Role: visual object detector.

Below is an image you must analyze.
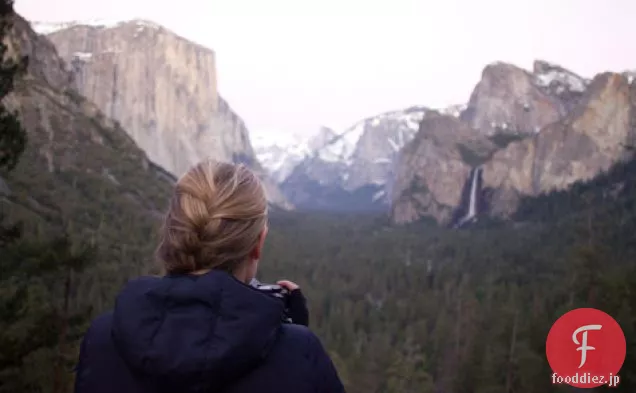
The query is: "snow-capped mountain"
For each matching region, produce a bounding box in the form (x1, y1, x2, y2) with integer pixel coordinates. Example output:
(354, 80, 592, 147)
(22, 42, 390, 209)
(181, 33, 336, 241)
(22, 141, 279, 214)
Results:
(316, 107, 425, 168)
(260, 106, 441, 211)
(251, 128, 335, 183)
(256, 59, 593, 214)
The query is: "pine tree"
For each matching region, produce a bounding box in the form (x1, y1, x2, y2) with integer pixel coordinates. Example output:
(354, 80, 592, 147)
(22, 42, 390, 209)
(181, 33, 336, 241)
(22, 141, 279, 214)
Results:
(0, 235, 96, 393)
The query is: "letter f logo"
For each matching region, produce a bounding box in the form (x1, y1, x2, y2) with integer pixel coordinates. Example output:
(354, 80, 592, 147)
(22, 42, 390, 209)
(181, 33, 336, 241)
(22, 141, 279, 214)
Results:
(573, 324, 602, 368)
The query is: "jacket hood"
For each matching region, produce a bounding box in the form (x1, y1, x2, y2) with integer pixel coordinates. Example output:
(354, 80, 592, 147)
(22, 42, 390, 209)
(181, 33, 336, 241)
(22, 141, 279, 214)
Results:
(111, 270, 285, 393)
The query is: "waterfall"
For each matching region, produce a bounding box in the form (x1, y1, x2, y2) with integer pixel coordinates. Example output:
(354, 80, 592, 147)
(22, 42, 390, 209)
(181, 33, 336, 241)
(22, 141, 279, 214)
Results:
(467, 167, 481, 218)
(455, 167, 482, 228)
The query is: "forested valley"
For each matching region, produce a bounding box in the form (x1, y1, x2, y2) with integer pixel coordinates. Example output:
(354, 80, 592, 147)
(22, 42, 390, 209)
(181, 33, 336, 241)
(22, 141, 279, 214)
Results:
(1, 1, 636, 392)
(262, 157, 636, 393)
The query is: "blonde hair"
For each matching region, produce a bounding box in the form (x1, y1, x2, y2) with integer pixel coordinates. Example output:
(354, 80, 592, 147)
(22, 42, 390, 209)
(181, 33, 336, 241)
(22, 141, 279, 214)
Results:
(156, 159, 268, 274)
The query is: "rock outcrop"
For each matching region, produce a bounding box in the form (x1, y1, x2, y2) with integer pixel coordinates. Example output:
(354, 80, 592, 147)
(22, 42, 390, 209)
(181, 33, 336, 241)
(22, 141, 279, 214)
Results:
(7, 16, 69, 90)
(532, 60, 589, 112)
(482, 72, 636, 215)
(390, 112, 497, 224)
(461, 60, 587, 135)
(36, 19, 288, 207)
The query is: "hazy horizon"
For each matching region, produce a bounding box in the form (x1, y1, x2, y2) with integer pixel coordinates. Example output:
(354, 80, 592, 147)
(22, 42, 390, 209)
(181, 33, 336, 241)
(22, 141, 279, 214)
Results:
(16, 0, 636, 141)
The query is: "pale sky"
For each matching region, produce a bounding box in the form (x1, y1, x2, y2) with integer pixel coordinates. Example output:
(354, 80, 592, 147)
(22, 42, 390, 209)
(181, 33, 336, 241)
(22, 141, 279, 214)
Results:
(16, 0, 636, 140)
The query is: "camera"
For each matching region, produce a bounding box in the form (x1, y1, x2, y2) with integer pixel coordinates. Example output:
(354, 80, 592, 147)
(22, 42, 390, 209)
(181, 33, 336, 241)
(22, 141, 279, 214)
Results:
(250, 278, 289, 298)
(250, 278, 292, 323)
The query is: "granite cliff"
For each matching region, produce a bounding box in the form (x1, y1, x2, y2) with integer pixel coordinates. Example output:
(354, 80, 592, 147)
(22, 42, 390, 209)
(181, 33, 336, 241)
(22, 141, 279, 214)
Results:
(390, 112, 497, 224)
(461, 60, 587, 136)
(33, 19, 288, 207)
(391, 61, 635, 225)
(2, 13, 174, 266)
(483, 72, 636, 215)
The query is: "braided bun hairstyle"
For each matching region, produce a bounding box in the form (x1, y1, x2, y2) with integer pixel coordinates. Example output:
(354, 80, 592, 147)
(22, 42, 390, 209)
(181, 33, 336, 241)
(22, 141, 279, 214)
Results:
(156, 159, 268, 275)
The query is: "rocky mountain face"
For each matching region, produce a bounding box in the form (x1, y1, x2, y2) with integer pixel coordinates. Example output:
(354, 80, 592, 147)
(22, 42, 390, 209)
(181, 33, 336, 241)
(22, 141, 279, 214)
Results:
(390, 113, 497, 224)
(251, 58, 633, 223)
(483, 72, 636, 215)
(391, 61, 636, 225)
(460, 60, 588, 136)
(3, 14, 174, 250)
(258, 60, 598, 216)
(33, 19, 289, 208)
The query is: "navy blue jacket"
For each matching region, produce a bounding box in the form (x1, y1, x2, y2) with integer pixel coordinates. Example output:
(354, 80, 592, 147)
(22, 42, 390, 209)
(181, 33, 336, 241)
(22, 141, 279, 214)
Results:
(74, 270, 345, 393)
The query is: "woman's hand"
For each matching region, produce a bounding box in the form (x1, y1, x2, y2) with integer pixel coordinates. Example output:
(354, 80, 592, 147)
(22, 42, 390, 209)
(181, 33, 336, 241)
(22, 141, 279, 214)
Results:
(276, 280, 299, 291)
(276, 279, 309, 327)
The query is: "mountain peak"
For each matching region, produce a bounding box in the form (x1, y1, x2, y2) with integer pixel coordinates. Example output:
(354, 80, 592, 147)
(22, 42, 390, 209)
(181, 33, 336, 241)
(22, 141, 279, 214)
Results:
(463, 59, 573, 135)
(482, 61, 525, 74)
